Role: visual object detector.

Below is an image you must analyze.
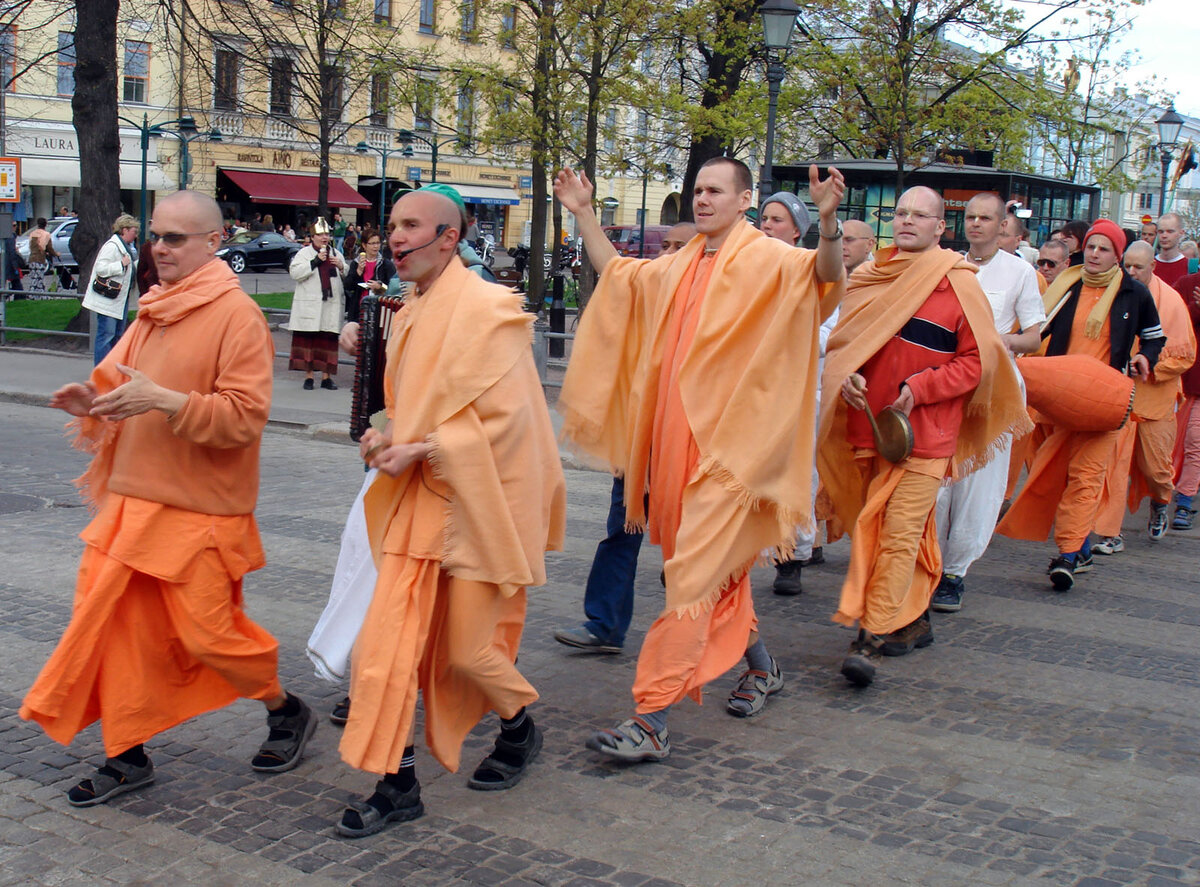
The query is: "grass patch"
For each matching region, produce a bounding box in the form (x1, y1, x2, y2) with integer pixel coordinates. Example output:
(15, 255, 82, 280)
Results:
(252, 292, 292, 310)
(1, 298, 85, 342)
(3, 291, 293, 343)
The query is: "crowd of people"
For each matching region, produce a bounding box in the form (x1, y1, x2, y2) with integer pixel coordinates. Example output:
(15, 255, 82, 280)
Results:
(16, 170, 1200, 842)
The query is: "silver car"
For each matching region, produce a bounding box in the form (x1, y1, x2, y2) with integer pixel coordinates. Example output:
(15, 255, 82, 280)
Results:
(15, 217, 78, 270)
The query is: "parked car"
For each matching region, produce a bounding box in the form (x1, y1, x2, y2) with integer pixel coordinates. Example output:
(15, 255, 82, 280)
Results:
(215, 230, 302, 273)
(602, 224, 672, 259)
(15, 217, 78, 270)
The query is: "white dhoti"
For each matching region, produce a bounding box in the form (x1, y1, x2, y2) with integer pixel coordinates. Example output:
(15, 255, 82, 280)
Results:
(934, 435, 1012, 577)
(307, 468, 380, 682)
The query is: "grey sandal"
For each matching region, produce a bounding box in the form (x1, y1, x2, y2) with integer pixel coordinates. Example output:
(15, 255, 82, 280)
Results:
(586, 716, 671, 762)
(336, 780, 424, 838)
(726, 658, 784, 718)
(252, 696, 317, 773)
(67, 757, 155, 807)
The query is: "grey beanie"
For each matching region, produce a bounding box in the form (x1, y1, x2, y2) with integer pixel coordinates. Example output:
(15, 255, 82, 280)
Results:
(759, 192, 812, 240)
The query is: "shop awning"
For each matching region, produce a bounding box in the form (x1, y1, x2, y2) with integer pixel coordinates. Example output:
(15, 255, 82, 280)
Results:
(18, 157, 173, 190)
(222, 169, 372, 208)
(451, 184, 522, 206)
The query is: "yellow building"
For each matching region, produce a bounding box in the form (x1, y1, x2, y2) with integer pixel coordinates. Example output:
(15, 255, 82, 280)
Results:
(2, 0, 680, 246)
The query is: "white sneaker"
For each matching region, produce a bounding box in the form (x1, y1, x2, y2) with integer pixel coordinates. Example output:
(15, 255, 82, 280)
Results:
(1093, 535, 1124, 555)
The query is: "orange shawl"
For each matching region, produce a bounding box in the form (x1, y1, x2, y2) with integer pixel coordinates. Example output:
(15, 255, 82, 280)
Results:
(560, 219, 843, 548)
(363, 259, 565, 593)
(1134, 274, 1196, 420)
(818, 246, 1031, 530)
(68, 258, 272, 515)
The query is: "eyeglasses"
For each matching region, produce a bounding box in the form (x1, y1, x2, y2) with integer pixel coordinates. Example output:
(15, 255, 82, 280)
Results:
(893, 209, 940, 222)
(1035, 259, 1061, 268)
(148, 230, 216, 247)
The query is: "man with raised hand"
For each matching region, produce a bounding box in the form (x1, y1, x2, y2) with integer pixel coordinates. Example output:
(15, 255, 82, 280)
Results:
(334, 184, 565, 837)
(819, 186, 1027, 687)
(21, 191, 316, 807)
(555, 159, 844, 759)
(930, 193, 1044, 614)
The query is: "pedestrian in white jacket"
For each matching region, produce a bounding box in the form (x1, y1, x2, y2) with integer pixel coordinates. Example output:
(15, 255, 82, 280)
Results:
(81, 214, 140, 365)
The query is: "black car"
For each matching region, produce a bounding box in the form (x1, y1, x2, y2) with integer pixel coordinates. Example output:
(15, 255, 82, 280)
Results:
(216, 231, 302, 272)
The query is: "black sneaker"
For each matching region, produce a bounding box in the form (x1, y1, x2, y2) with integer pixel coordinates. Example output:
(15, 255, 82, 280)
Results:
(930, 573, 964, 613)
(1048, 556, 1075, 591)
(1149, 502, 1168, 540)
(841, 630, 883, 687)
(321, 378, 338, 391)
(772, 559, 803, 596)
(800, 546, 825, 567)
(1073, 551, 1093, 573)
(879, 611, 934, 656)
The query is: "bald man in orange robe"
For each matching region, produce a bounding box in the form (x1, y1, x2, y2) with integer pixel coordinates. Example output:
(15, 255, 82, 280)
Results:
(334, 185, 565, 838)
(555, 158, 845, 761)
(21, 191, 315, 808)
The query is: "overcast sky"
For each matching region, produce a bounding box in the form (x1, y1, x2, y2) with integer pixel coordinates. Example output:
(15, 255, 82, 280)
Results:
(1107, 0, 1198, 118)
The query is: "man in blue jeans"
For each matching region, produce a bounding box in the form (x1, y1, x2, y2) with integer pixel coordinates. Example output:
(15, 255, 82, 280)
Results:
(552, 222, 695, 653)
(554, 476, 645, 653)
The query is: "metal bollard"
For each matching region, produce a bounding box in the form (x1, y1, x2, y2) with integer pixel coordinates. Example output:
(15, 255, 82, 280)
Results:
(532, 319, 549, 385)
(549, 274, 565, 358)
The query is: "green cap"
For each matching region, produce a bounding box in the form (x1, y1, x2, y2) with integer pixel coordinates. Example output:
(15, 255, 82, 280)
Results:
(419, 183, 467, 216)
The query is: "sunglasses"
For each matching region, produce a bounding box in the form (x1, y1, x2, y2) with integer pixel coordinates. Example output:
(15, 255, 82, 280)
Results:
(148, 230, 216, 247)
(1035, 259, 1061, 268)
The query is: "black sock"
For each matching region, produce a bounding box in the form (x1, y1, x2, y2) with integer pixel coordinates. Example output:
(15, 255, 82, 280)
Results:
(273, 693, 301, 718)
(500, 708, 532, 743)
(113, 744, 148, 768)
(381, 747, 417, 795)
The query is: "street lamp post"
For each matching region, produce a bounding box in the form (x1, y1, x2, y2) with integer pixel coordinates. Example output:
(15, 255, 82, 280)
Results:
(622, 159, 673, 257)
(1156, 103, 1184, 215)
(397, 129, 461, 184)
(118, 114, 223, 240)
(355, 135, 404, 226)
(757, 0, 800, 203)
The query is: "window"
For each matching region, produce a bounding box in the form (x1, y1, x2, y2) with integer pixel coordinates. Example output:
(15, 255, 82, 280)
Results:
(1, 26, 16, 92)
(636, 110, 648, 140)
(323, 61, 344, 124)
(457, 87, 474, 148)
(414, 78, 435, 131)
(603, 108, 616, 153)
(500, 5, 516, 48)
(56, 32, 75, 97)
(1137, 192, 1155, 211)
(375, 0, 391, 23)
(270, 56, 293, 116)
(419, 0, 436, 33)
(123, 40, 150, 103)
(461, 0, 476, 39)
(370, 74, 389, 127)
(214, 48, 238, 111)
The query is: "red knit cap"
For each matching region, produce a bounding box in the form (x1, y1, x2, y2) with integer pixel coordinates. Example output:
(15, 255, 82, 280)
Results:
(1083, 219, 1126, 261)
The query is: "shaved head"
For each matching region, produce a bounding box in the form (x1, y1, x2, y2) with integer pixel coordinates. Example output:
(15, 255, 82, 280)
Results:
(900, 186, 945, 219)
(1125, 240, 1153, 262)
(156, 190, 224, 232)
(965, 192, 1005, 217)
(1123, 239, 1154, 285)
(662, 222, 697, 255)
(1158, 212, 1182, 229)
(842, 219, 876, 273)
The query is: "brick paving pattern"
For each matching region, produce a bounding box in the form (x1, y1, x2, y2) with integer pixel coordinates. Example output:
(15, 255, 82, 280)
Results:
(2, 399, 1199, 886)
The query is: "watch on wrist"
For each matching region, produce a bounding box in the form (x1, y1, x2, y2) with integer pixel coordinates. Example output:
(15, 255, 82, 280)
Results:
(819, 219, 844, 241)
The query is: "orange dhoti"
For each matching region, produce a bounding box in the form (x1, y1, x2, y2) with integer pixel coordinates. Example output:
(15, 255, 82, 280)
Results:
(20, 495, 281, 757)
(834, 453, 946, 636)
(340, 548, 535, 775)
(1096, 418, 1176, 537)
(997, 426, 1120, 552)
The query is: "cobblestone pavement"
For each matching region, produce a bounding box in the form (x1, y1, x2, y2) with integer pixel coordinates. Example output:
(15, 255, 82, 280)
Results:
(2, 399, 1200, 886)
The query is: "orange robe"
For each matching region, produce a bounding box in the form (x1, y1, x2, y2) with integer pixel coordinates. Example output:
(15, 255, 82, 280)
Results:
(560, 220, 842, 708)
(342, 259, 565, 775)
(1096, 275, 1197, 533)
(819, 247, 1029, 636)
(20, 260, 279, 756)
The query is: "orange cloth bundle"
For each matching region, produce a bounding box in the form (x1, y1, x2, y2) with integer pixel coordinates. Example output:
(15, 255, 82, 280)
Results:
(1018, 354, 1134, 433)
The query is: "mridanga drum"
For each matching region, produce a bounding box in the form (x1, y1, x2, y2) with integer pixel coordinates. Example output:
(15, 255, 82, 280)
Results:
(1017, 354, 1135, 433)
